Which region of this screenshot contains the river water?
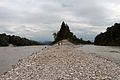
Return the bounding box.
[0,46,46,74]
[0,45,120,75]
[78,45,120,65]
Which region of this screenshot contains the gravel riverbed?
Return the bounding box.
[0,43,120,80]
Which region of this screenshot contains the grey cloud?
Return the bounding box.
[0,25,16,35]
[0,7,15,22]
[4,30,15,34]
[107,0,120,4]
[0,0,120,41]
[0,6,63,25]
[41,0,114,27]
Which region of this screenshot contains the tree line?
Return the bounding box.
[94,23,120,46]
[3,21,119,46]
[0,33,41,46]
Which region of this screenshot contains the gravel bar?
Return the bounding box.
[0,42,120,80]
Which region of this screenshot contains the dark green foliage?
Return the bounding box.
[94,23,120,46]
[0,33,9,46]
[52,21,92,44]
[0,33,41,46]
[55,22,73,42]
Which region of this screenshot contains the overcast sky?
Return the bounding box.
[0,0,120,41]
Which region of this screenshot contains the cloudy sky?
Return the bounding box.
[0,0,120,41]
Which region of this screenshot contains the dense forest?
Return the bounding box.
[52,21,92,44]
[0,33,41,46]
[94,23,120,46]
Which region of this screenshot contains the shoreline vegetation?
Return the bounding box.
[0,33,42,47]
[1,22,120,46]
[0,40,120,80]
[94,23,120,46]
[0,21,93,47]
[52,21,93,45]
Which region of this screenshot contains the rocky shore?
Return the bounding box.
[0,41,120,80]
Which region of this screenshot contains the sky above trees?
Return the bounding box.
[0,0,120,41]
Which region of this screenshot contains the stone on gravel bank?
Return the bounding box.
[0,45,120,80]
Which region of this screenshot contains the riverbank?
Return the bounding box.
[0,42,120,80]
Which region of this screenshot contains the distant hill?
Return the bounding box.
[52,21,92,44]
[0,33,41,46]
[94,23,120,46]
[40,41,52,45]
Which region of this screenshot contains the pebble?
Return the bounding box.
[0,41,120,80]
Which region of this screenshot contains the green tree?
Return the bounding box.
[0,33,41,46]
[52,21,92,44]
[94,23,120,46]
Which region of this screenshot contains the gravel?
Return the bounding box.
[0,41,120,80]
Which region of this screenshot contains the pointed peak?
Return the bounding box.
[62,21,65,25]
[61,21,69,27]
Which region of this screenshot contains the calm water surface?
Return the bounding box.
[78,45,120,65]
[0,46,46,74]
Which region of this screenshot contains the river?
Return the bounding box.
[0,46,46,74]
[78,45,120,65]
[0,45,120,75]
